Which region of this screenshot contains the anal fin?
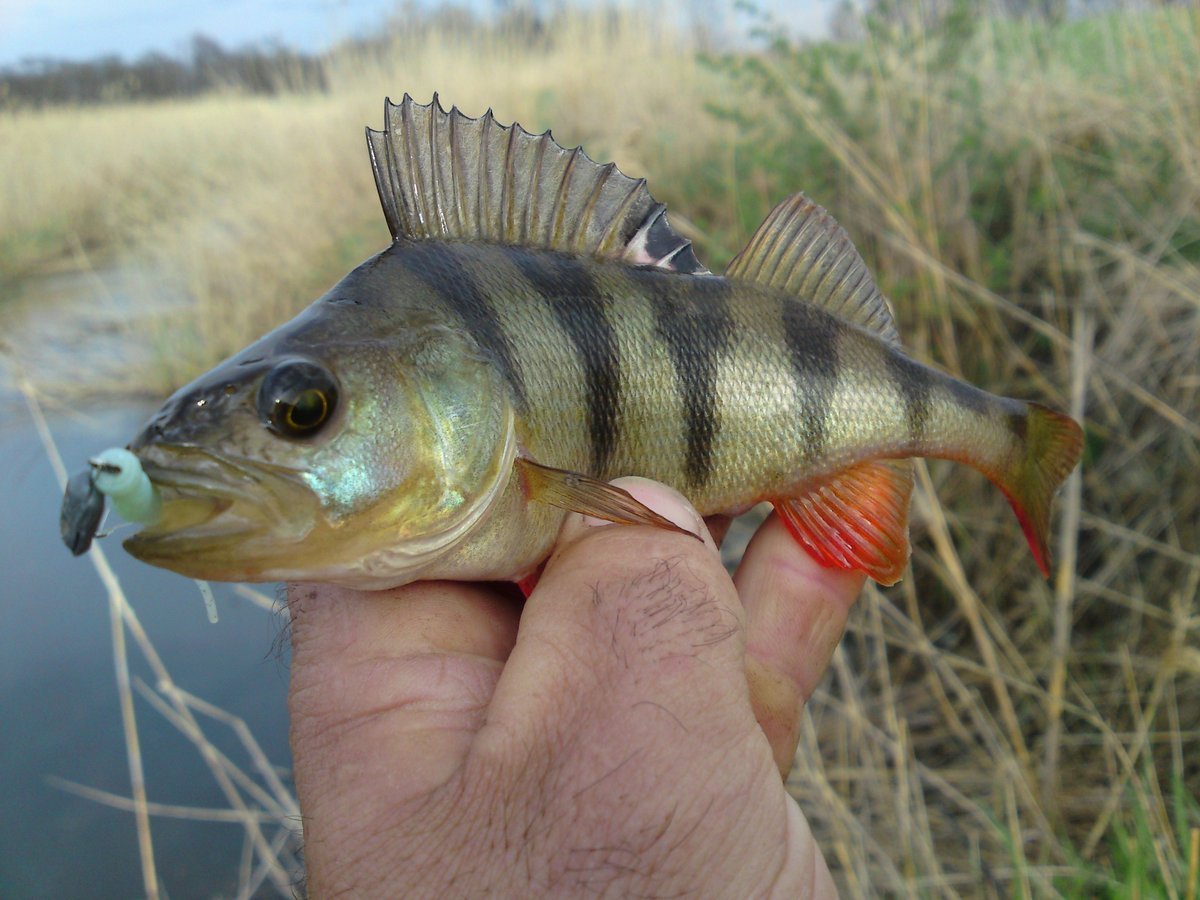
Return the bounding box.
[515,458,697,539]
[774,459,914,586]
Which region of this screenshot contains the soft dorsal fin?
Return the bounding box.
[366,94,709,274]
[725,193,899,345]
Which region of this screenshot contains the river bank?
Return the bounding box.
[0,402,296,897]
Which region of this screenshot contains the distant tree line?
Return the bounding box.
[8,0,1169,109]
[831,0,1193,36]
[0,3,564,109]
[0,34,327,109]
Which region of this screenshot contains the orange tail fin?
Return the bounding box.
[988,402,1083,576]
[772,404,1082,584]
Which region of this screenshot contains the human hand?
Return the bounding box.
[287,477,865,897]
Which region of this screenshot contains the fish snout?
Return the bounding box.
[130,378,252,451]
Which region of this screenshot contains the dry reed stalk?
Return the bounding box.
[168,686,298,817]
[113,592,295,892]
[132,680,293,819]
[45,777,281,823]
[1188,826,1199,900]
[1041,309,1092,816]
[15,373,297,893]
[233,584,281,612]
[236,826,297,900]
[1083,614,1192,858]
[18,377,161,899]
[914,469,1033,768]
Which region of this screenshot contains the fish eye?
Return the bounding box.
[257,358,339,439]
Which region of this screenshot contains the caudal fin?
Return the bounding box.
[990,403,1083,576]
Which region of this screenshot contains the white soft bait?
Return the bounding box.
[90,448,162,525]
[60,447,161,557]
[62,449,218,624]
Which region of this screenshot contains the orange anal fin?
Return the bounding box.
[516,570,542,598]
[774,459,914,586]
[514,458,698,539]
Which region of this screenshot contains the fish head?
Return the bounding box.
[123,288,517,585]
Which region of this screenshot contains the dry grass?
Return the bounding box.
[6,3,1199,896]
[2,8,733,394]
[718,5,1200,894]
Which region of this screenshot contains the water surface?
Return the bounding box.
[0,405,295,898]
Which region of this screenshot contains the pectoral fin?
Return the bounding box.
[515,458,697,538]
[774,459,914,585]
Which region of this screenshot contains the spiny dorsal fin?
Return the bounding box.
[366,94,709,274]
[726,193,899,345]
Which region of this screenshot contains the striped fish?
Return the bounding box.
[67,95,1083,588]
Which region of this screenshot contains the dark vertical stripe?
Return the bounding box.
[637,270,734,489]
[782,301,841,461]
[1007,410,1028,441]
[944,376,991,417]
[884,350,933,443]
[508,249,621,475]
[395,242,527,409]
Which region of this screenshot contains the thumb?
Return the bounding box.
[477,479,768,779]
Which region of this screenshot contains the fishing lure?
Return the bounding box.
[60,448,161,556]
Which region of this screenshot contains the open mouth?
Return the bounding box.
[122,444,316,558]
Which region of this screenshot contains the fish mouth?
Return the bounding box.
[122,444,319,576]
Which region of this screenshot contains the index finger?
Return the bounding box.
[733,514,865,775]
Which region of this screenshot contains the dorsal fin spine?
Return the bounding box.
[750,203,787,278]
[552,146,580,244]
[366,123,397,237]
[573,161,614,250]
[374,102,402,237]
[444,106,458,233]
[758,212,793,281]
[450,107,468,235]
[789,218,829,293]
[659,243,686,267]
[789,215,825,278]
[398,96,424,231]
[755,203,797,281]
[524,129,548,243]
[477,110,492,242]
[366,96,707,272]
[772,202,807,268]
[598,177,644,256]
[427,100,443,235]
[501,122,519,242]
[427,94,447,237]
[488,112,506,244]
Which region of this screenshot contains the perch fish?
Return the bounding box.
[60,95,1083,588]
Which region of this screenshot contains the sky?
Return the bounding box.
[0,0,834,68]
[0,0,411,66]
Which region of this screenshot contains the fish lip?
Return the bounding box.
[139,442,304,484]
[127,442,316,547]
[137,443,309,504]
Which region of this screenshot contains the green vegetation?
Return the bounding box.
[5,2,1198,895]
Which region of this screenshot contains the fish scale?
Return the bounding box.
[60,94,1083,590]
